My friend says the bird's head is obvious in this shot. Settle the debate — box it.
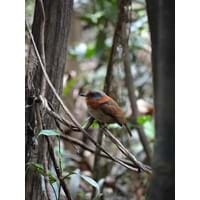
[80,90,106,100]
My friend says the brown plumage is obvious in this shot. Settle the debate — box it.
[80,90,132,136]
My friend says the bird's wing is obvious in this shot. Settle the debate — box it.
[99,100,125,126]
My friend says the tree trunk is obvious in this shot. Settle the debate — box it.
[25,0,73,199]
[146,0,175,199]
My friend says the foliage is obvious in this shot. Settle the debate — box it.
[27,162,57,184]
[137,115,152,125]
[67,170,102,199]
[38,129,61,136]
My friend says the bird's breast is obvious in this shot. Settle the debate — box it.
[88,107,115,123]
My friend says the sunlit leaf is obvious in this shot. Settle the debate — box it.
[80,11,104,25]
[91,120,100,128]
[38,129,61,136]
[85,42,96,58]
[137,115,152,125]
[63,78,78,96]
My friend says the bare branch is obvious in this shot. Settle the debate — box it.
[43,142,53,200]
[103,0,124,94]
[120,0,152,164]
[35,98,52,200]
[38,0,47,97]
[60,134,140,171]
[103,127,152,174]
[46,136,72,200]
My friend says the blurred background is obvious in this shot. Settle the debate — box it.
[26,0,156,199]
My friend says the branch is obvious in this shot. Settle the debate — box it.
[46,136,72,200]
[43,141,53,200]
[35,98,53,200]
[38,0,47,97]
[103,127,152,174]
[103,0,123,94]
[60,134,140,170]
[120,0,152,164]
[91,127,104,199]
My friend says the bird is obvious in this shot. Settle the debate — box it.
[80,90,132,136]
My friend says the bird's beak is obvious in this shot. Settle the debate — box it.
[79,93,86,97]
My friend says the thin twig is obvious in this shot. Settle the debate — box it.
[103,127,152,174]
[35,100,52,200]
[60,134,142,170]
[91,127,104,199]
[43,142,53,200]
[104,0,123,95]
[46,136,72,200]
[50,184,58,200]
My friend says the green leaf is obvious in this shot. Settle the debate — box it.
[27,162,57,184]
[136,115,152,125]
[80,11,104,25]
[64,171,101,199]
[79,174,100,192]
[79,173,101,199]
[91,120,100,128]
[38,129,61,136]
[63,78,78,96]
[85,42,96,58]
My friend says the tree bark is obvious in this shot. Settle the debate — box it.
[146,0,175,200]
[25,0,73,199]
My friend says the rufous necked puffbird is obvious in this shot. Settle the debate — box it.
[80,90,132,136]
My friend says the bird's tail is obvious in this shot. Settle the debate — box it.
[124,123,132,137]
